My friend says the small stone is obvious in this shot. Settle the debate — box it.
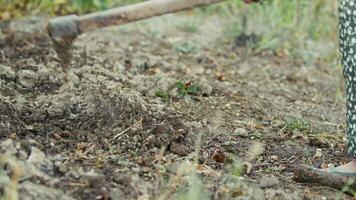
[259,176,279,188]
[54,161,67,174]
[169,142,190,156]
[113,174,131,186]
[233,128,248,138]
[199,81,213,96]
[309,138,328,147]
[333,150,343,157]
[202,119,208,126]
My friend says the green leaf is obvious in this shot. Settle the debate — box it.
[187,84,198,95]
[175,81,184,90]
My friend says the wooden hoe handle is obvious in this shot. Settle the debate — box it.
[77,0,227,33]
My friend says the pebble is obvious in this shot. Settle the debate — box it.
[233,127,249,137]
[199,83,213,96]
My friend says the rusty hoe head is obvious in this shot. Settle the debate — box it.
[47,15,80,67]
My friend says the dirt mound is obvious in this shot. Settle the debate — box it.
[0,18,193,199]
[0,16,191,156]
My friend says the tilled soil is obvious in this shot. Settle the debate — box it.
[0,15,353,199]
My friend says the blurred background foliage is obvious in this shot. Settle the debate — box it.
[0,0,338,63]
[1,0,111,19]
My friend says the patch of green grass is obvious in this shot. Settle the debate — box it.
[128,149,139,160]
[284,117,313,133]
[229,161,244,177]
[250,131,263,139]
[223,20,242,39]
[173,42,198,54]
[263,167,273,174]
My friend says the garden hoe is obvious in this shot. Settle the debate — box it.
[47,0,229,67]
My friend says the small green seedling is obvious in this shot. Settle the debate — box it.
[284,117,312,132]
[175,81,199,97]
[155,89,171,103]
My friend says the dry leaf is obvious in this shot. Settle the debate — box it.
[212,149,226,163]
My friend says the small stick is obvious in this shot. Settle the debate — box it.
[110,118,143,142]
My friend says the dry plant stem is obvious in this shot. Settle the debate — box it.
[0,155,21,200]
[157,164,184,200]
[253,155,300,168]
[194,131,203,164]
[157,133,204,199]
[111,118,143,142]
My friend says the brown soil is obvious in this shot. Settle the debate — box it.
[0,15,353,199]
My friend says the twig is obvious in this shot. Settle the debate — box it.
[110,118,143,142]
[81,144,96,157]
[253,155,301,168]
[50,132,66,142]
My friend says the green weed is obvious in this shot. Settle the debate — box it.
[175,81,199,97]
[284,117,313,133]
[155,89,171,104]
[173,42,198,54]
[155,81,199,104]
